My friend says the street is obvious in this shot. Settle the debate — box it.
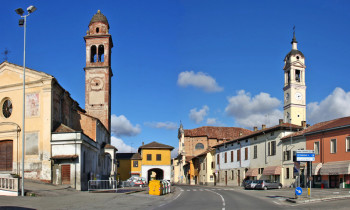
[153,185,350,210]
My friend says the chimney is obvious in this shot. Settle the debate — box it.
[279,119,283,125]
[301,121,307,129]
[239,131,243,136]
[253,126,258,131]
[262,124,266,130]
[142,142,144,146]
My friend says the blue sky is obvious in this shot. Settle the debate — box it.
[2,0,350,154]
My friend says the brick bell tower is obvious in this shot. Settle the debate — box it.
[84,10,113,132]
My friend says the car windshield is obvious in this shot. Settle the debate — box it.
[256,180,263,184]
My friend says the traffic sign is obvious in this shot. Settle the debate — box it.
[296,152,315,161]
[295,187,303,195]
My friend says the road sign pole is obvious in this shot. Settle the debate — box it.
[309,161,312,199]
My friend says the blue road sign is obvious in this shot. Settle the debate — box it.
[296,153,315,161]
[295,187,303,195]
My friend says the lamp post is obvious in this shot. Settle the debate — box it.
[15,5,37,197]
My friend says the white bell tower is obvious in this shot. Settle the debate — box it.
[283,31,306,126]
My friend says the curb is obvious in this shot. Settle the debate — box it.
[286,195,350,204]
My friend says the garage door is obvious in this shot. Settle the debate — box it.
[0,140,13,171]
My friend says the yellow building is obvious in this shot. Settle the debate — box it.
[139,141,174,183]
[116,153,142,181]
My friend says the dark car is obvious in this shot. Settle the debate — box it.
[244,180,259,190]
[255,180,282,190]
[243,180,252,189]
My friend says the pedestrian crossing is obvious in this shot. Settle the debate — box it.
[180,188,235,192]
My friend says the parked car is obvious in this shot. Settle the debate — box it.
[245,180,259,190]
[255,180,282,190]
[243,180,253,189]
[126,177,146,186]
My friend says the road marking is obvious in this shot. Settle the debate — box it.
[193,189,197,191]
[158,187,183,208]
[273,201,281,205]
[180,189,184,191]
[206,189,225,210]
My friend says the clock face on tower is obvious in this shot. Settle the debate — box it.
[90,77,104,91]
[295,92,302,101]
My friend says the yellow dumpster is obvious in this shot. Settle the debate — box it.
[149,180,163,196]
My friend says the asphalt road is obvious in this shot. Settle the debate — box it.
[152,185,350,210]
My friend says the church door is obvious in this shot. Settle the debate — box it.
[61,165,71,185]
[0,140,13,171]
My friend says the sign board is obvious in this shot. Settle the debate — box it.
[296,153,315,161]
[295,187,303,196]
[296,150,314,153]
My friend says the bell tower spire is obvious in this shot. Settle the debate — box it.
[84,10,113,132]
[283,28,306,126]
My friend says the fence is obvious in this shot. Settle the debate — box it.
[0,177,20,196]
[88,180,117,192]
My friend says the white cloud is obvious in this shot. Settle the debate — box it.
[144,121,178,130]
[307,87,350,124]
[111,114,141,137]
[206,118,224,126]
[189,105,209,124]
[177,71,223,93]
[111,136,137,153]
[171,148,179,159]
[225,90,283,128]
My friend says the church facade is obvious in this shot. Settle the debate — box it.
[0,10,116,191]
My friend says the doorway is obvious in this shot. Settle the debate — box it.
[0,140,13,171]
[329,175,339,188]
[61,165,71,185]
[237,170,241,186]
[225,171,228,186]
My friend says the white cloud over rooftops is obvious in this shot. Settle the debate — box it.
[111,136,137,153]
[177,71,223,93]
[111,114,141,137]
[144,121,178,130]
[189,105,209,124]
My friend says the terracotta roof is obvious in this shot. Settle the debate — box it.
[185,156,194,162]
[51,155,78,160]
[139,141,174,150]
[214,123,302,147]
[131,153,142,160]
[184,126,253,140]
[281,116,350,140]
[104,144,117,150]
[54,124,76,133]
[89,10,109,27]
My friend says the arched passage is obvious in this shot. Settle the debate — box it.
[147,168,164,182]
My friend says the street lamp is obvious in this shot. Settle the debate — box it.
[15,5,37,197]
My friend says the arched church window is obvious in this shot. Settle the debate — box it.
[195,143,204,150]
[96,27,99,33]
[2,98,12,118]
[98,45,104,62]
[90,45,97,63]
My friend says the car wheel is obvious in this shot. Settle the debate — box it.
[264,186,268,190]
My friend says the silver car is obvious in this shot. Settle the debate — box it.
[255,180,282,190]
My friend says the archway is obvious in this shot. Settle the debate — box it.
[147,168,164,183]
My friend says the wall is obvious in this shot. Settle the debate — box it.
[141,149,171,166]
[118,159,131,181]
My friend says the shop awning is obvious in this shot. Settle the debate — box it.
[312,163,322,175]
[245,168,258,177]
[320,161,350,175]
[51,155,78,160]
[262,166,281,175]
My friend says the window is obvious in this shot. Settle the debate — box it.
[245,148,248,160]
[287,71,290,84]
[225,144,227,149]
[210,175,213,181]
[286,167,290,179]
[314,142,320,155]
[217,154,220,165]
[211,162,214,169]
[330,139,337,154]
[2,98,13,118]
[270,132,274,136]
[237,149,241,161]
[253,145,257,159]
[295,70,301,82]
[147,154,152,161]
[258,168,264,174]
[90,45,97,62]
[156,154,161,161]
[268,141,276,156]
[231,171,234,180]
[98,45,105,62]
[133,160,138,167]
[195,143,204,150]
[224,152,227,163]
[231,151,234,162]
[284,150,291,161]
[202,162,205,170]
[346,137,350,152]
[254,136,257,140]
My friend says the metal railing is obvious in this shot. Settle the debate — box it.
[88,180,117,192]
[0,177,20,192]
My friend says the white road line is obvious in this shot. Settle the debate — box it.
[273,201,281,205]
[193,189,197,191]
[206,189,225,210]
[180,189,184,191]
[158,187,183,208]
